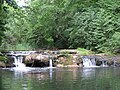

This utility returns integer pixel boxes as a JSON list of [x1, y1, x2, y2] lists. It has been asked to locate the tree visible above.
[[2, 0, 120, 53], [69, 0, 120, 52], [0, 0, 17, 49]]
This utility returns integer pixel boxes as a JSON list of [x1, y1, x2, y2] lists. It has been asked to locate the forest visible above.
[[0, 0, 120, 53]]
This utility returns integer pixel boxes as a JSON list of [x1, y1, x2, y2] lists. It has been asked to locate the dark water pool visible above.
[[0, 67, 120, 90]]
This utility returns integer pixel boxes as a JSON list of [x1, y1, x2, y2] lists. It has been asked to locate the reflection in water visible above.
[[82, 68, 96, 79], [14, 70, 25, 78], [49, 68, 53, 80], [1, 67, 120, 90]]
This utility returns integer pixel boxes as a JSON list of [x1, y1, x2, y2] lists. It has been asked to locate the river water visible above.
[[0, 67, 120, 90]]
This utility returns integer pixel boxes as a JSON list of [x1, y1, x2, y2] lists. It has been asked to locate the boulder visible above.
[[24, 54, 50, 67], [0, 61, 6, 68]]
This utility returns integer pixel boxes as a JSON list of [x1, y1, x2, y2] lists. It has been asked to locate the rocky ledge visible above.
[[1, 50, 120, 68]]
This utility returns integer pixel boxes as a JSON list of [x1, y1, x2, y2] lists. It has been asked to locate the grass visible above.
[[77, 48, 94, 55]]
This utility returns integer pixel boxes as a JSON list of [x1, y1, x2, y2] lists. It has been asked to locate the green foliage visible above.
[[0, 56, 8, 63], [1, 0, 120, 53], [69, 6, 119, 50], [60, 50, 71, 55], [77, 48, 94, 55], [0, 4, 7, 46], [14, 43, 32, 50], [69, 0, 120, 52], [101, 32, 120, 52], [1, 7, 31, 50], [110, 32, 120, 49], [0, 0, 18, 49]]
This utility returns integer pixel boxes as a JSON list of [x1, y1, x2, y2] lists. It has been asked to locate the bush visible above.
[[100, 32, 120, 53]]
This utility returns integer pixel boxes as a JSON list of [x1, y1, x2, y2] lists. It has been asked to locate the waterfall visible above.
[[82, 56, 96, 67], [12, 56, 26, 68], [113, 60, 116, 67], [49, 58, 53, 80], [49, 59, 53, 68], [101, 60, 108, 67]]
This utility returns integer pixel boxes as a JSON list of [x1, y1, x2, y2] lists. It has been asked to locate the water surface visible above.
[[0, 67, 120, 90]]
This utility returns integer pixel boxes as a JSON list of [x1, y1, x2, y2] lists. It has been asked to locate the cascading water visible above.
[[101, 60, 108, 67], [12, 56, 26, 68], [49, 59, 53, 68], [11, 55, 32, 71], [8, 51, 55, 72], [9, 51, 31, 70], [82, 56, 97, 67], [49, 56, 54, 80]]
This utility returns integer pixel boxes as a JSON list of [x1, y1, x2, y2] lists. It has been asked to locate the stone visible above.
[[0, 61, 6, 68], [56, 64, 64, 67]]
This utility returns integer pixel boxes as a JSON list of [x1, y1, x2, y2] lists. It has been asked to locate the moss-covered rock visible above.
[[0, 56, 9, 67], [0, 55, 14, 68], [0, 56, 8, 62], [56, 54, 82, 67]]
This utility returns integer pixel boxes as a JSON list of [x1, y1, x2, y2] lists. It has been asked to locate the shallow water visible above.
[[0, 67, 120, 90]]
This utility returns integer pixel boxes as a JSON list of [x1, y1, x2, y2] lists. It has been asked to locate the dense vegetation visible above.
[[0, 0, 17, 49], [0, 0, 120, 53]]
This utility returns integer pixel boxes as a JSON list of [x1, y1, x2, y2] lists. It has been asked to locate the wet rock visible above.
[[24, 54, 50, 67], [0, 61, 6, 68], [81, 54, 120, 67], [56, 64, 64, 67]]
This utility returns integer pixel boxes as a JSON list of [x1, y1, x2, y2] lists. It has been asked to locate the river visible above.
[[0, 67, 120, 90]]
